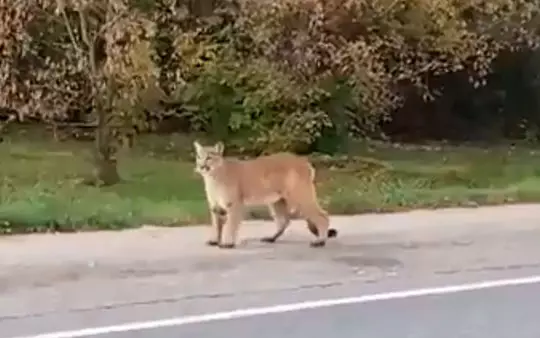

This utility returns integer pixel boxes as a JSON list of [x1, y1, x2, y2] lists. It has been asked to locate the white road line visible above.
[[13, 275, 540, 338]]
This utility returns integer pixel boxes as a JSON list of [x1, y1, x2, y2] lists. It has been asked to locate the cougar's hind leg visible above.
[[292, 188, 331, 247], [299, 205, 330, 248], [261, 198, 291, 243], [300, 179, 337, 247], [307, 220, 338, 239], [306, 220, 318, 237]]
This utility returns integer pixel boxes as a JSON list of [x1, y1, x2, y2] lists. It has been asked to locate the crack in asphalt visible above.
[[0, 280, 349, 321]]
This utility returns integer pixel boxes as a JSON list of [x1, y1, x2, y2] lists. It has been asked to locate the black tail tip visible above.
[[328, 228, 338, 238]]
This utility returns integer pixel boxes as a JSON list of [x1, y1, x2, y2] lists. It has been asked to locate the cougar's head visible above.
[[193, 141, 225, 175]]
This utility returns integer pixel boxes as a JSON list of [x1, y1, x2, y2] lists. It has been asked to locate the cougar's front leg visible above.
[[219, 204, 243, 249], [206, 205, 226, 247]]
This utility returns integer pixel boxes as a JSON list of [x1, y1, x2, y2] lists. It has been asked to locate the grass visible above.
[[2, 129, 540, 234]]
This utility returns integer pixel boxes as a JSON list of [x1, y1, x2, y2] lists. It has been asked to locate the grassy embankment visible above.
[[2, 129, 540, 234]]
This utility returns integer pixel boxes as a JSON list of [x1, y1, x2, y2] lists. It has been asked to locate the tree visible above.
[[52, 0, 162, 185], [2, 0, 540, 154], [0, 0, 36, 125]]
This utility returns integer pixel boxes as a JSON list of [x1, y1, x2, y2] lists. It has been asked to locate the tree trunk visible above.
[[95, 152, 120, 186], [76, 5, 121, 187], [93, 80, 120, 186]]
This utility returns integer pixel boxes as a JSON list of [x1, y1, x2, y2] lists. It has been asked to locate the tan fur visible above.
[[193, 141, 338, 249]]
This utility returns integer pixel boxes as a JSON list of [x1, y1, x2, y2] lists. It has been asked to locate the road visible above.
[[2, 204, 540, 338], [109, 281, 540, 338]]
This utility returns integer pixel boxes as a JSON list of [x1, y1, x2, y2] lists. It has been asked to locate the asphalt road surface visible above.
[[2, 204, 540, 338], [109, 280, 540, 338]]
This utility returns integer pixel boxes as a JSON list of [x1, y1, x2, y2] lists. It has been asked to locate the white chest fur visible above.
[[201, 175, 231, 208]]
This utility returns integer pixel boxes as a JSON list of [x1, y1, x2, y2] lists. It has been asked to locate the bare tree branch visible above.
[[58, 3, 84, 57]]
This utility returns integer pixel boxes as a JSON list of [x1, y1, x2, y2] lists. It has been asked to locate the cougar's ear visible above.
[[214, 141, 224, 155], [193, 140, 204, 155]]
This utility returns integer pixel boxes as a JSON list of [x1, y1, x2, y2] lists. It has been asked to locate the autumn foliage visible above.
[[1, 0, 540, 160]]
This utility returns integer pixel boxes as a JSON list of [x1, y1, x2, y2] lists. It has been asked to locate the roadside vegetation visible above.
[[1, 0, 540, 234], [2, 128, 540, 234]]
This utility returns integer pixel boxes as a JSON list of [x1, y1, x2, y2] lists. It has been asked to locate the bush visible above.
[[1, 0, 540, 151]]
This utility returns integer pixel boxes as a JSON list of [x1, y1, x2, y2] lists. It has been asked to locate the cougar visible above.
[[193, 141, 338, 249]]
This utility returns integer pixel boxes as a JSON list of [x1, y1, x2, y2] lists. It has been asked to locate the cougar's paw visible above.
[[219, 243, 236, 249], [260, 236, 277, 243], [205, 240, 219, 247], [309, 240, 326, 248]]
